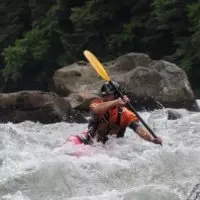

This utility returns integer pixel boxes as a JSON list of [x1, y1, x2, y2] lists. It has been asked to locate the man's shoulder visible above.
[[89, 98, 103, 108]]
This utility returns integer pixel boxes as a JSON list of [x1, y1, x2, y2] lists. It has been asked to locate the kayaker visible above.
[[69, 81, 162, 145]]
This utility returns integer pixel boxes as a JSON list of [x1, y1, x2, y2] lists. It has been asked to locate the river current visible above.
[[0, 102, 200, 200]]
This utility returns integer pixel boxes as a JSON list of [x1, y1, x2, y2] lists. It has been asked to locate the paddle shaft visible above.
[[109, 81, 158, 139]]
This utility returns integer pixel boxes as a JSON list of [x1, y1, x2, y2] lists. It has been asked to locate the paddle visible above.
[[83, 50, 158, 139]]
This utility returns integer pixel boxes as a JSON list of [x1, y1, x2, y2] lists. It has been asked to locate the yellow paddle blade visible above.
[[83, 50, 110, 81]]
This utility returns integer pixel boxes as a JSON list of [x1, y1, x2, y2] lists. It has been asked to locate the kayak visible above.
[[67, 135, 83, 145], [53, 130, 91, 157], [66, 130, 88, 145]]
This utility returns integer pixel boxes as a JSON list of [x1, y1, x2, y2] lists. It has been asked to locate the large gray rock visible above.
[[52, 61, 100, 96], [52, 61, 103, 111], [0, 91, 87, 123], [51, 53, 198, 111]]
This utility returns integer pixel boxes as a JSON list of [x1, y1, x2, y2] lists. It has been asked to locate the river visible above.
[[0, 103, 200, 200]]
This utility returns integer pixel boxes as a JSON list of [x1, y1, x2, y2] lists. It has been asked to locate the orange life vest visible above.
[[88, 99, 138, 143]]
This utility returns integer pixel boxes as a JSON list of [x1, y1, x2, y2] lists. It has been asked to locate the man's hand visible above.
[[152, 137, 162, 145], [123, 95, 130, 103], [115, 95, 130, 106]]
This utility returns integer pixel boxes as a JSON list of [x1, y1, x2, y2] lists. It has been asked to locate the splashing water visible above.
[[0, 107, 200, 200]]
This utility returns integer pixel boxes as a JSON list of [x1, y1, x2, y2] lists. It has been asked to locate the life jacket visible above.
[[88, 106, 126, 144]]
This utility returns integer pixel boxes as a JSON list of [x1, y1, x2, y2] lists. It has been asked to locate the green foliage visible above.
[[1, 1, 64, 87], [175, 2, 200, 88], [186, 2, 200, 59], [0, 0, 200, 91], [175, 2, 200, 67], [2, 44, 26, 81], [2, 29, 50, 81]]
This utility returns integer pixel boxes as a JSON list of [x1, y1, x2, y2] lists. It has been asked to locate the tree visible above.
[[1, 1, 63, 91], [176, 2, 200, 90], [1, 0, 200, 92]]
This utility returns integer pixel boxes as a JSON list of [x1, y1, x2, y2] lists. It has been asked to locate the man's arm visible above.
[[91, 97, 126, 115], [91, 99, 118, 114], [129, 122, 162, 145], [135, 126, 153, 142]]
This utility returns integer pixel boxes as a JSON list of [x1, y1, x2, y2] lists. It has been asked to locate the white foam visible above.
[[0, 111, 200, 199]]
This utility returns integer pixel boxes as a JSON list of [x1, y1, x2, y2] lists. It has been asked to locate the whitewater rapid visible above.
[[0, 106, 200, 200]]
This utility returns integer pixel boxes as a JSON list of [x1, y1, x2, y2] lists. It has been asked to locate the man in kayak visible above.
[[69, 81, 162, 145]]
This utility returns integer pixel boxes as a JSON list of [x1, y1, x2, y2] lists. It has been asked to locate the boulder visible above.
[[166, 108, 190, 120], [0, 91, 87, 124], [52, 61, 100, 97], [51, 53, 199, 111]]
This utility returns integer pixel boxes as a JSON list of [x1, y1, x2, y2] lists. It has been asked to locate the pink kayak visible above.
[[66, 130, 88, 145], [63, 130, 93, 157]]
